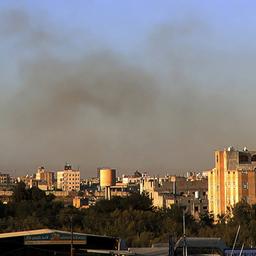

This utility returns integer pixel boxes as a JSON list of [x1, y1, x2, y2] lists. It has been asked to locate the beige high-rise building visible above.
[[208, 147, 256, 219], [57, 164, 80, 192]]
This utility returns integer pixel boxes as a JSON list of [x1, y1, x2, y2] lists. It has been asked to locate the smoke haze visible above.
[[0, 7, 255, 176]]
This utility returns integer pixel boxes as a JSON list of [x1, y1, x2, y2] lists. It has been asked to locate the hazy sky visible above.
[[0, 1, 256, 177]]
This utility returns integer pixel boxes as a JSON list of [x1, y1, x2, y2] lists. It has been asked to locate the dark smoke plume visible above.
[[0, 8, 254, 176]]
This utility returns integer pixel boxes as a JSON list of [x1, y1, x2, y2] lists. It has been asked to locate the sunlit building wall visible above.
[[208, 147, 256, 219], [57, 163, 80, 192]]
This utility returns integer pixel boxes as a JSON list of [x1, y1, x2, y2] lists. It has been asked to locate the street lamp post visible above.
[[70, 215, 74, 256]]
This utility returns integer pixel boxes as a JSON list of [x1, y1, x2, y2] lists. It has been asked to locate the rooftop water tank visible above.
[[99, 168, 116, 188]]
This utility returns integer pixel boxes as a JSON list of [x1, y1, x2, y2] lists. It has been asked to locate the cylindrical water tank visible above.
[[99, 168, 116, 187]]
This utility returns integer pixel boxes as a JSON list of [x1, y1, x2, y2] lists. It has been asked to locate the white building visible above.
[[57, 164, 80, 192]]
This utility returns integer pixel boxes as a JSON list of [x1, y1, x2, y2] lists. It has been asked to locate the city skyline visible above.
[[1, 1, 256, 176]]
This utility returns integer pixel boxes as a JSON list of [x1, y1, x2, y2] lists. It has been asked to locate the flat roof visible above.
[[0, 229, 113, 239], [0, 229, 58, 239], [129, 247, 168, 256], [174, 237, 227, 251]]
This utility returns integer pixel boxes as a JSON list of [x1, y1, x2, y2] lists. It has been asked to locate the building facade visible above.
[[208, 147, 256, 219], [0, 173, 11, 185], [57, 164, 80, 192], [35, 166, 55, 190], [140, 174, 208, 218]]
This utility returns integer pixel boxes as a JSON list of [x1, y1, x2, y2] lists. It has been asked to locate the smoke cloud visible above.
[[0, 7, 254, 176]]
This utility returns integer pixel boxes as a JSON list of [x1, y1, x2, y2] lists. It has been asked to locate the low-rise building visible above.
[[73, 196, 89, 208], [140, 174, 208, 218]]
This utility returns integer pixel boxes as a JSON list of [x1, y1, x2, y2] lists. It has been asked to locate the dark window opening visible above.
[[239, 153, 251, 164]]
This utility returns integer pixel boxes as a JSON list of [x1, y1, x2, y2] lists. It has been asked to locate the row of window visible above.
[[59, 178, 80, 181], [62, 178, 80, 181], [210, 170, 256, 175], [63, 182, 80, 184], [62, 186, 80, 190]]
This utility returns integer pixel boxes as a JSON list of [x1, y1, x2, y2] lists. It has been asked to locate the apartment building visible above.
[[208, 147, 256, 219], [57, 163, 80, 192], [0, 173, 11, 185], [35, 166, 55, 190]]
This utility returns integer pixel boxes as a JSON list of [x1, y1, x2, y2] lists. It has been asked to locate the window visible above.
[[239, 152, 250, 164]]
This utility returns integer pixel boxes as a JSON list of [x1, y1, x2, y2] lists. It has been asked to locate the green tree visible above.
[[28, 187, 47, 201], [232, 200, 252, 225], [12, 182, 28, 202], [199, 211, 214, 227]]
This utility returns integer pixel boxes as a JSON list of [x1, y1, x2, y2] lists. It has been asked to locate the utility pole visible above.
[[70, 215, 74, 256], [168, 235, 174, 256], [183, 210, 187, 256], [231, 225, 240, 256]]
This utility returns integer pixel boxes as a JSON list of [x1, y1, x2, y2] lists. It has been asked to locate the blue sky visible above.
[[1, 1, 256, 175], [2, 0, 256, 54]]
